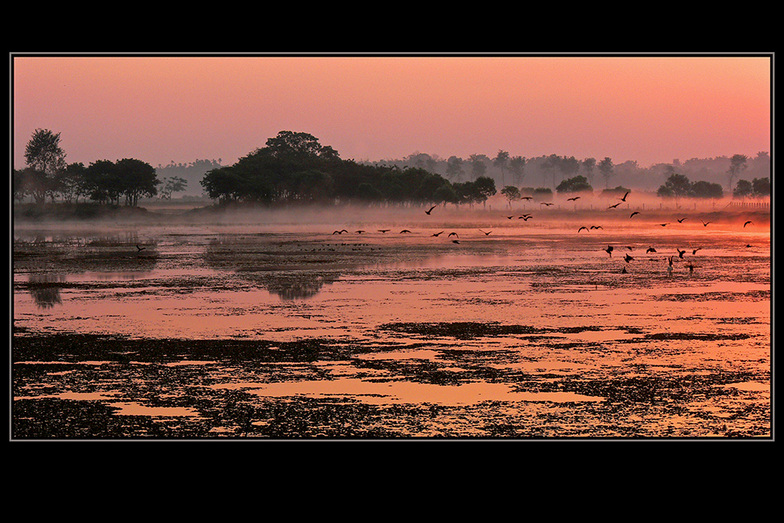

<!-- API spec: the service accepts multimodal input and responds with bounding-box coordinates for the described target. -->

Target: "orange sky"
[12,54,771,169]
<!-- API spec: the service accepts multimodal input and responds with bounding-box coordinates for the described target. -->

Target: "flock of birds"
[323,191,759,277]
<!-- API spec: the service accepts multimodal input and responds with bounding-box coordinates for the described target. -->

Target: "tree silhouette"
[493,150,509,187]
[727,154,748,192]
[598,157,615,189]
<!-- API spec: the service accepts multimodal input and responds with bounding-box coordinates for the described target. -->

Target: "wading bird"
[621,266,627,274]
[605,245,614,257]
[425,205,437,215]
[744,220,753,227]
[629,211,640,218]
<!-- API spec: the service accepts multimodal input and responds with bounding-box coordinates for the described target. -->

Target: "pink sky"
[12,54,771,169]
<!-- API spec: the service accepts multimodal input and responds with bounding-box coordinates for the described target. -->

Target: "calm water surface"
[12,216,772,438]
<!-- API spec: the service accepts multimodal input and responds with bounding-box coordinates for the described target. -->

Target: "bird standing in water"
[604,245,614,257]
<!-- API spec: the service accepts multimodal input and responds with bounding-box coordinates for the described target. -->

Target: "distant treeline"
[14,129,771,211]
[200,131,499,207]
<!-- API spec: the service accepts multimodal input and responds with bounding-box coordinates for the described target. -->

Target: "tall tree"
[23,128,67,204]
[727,154,748,192]
[493,150,510,187]
[508,156,526,185]
[598,157,615,189]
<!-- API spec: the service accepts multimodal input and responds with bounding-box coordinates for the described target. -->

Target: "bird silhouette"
[621,266,628,274]
[667,256,674,275]
[604,245,614,257]
[425,205,437,215]
[541,202,554,206]
[135,244,146,252]
[332,229,348,235]
[743,220,753,227]
[507,216,514,219]
[659,223,669,227]
[590,225,603,230]
[519,215,532,220]
[432,231,445,237]
[567,196,580,201]
[448,232,459,238]
[646,246,657,253]
[701,220,711,227]
[355,230,366,234]
[692,247,702,255]
[687,262,695,274]
[521,196,533,201]
[378,229,390,233]
[677,217,687,223]
[629,211,640,218]
[607,202,621,209]
[677,248,686,258]
[478,229,492,236]
[400,229,412,234]
[452,239,460,244]
[624,253,634,263]
[578,226,588,233]
[619,191,630,202]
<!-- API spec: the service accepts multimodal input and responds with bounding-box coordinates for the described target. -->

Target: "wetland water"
[11,208,772,438]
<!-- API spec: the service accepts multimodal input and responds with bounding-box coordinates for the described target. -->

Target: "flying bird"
[590,225,603,230]
[478,229,492,236]
[519,215,532,221]
[452,239,460,244]
[629,211,640,218]
[135,244,146,252]
[619,191,630,202]
[578,226,589,233]
[701,220,711,227]
[667,256,674,275]
[659,223,669,227]
[691,247,702,255]
[624,253,634,263]
[400,229,412,234]
[332,229,348,235]
[604,245,614,257]
[567,196,581,201]
[448,232,459,238]
[507,216,514,219]
[607,202,621,209]
[378,229,390,233]
[521,196,533,201]
[677,218,687,223]
[425,205,437,215]
[677,248,686,259]
[646,247,657,253]
[356,230,365,234]
[743,220,753,227]
[541,202,554,206]
[432,231,445,237]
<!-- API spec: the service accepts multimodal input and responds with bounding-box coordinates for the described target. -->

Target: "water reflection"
[27,273,66,309]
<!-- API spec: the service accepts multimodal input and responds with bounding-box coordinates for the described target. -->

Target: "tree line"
[13,129,770,210]
[13,129,190,206]
[199,130,499,207]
